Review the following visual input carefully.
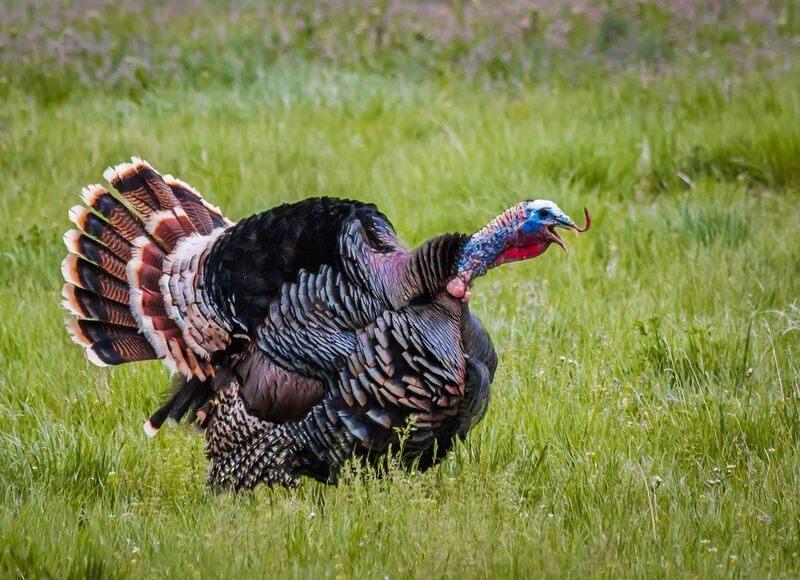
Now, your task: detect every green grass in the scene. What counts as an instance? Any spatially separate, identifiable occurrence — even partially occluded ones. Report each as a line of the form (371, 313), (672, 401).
(2, 3), (800, 577)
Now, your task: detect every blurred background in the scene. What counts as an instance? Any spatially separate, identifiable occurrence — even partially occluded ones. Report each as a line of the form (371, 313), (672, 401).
(2, 0), (798, 102)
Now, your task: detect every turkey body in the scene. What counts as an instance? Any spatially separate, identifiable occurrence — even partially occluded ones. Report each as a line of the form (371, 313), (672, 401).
(202, 198), (498, 488)
(62, 161), (497, 490)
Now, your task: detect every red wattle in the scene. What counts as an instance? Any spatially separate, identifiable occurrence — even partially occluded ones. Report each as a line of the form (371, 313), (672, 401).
(496, 243), (547, 265)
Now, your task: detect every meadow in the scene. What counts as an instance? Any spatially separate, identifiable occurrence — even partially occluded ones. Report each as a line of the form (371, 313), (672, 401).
(1, 1), (799, 577)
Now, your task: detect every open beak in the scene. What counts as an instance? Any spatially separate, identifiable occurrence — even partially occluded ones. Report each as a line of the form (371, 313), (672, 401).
(547, 208), (591, 252)
(544, 224), (568, 252)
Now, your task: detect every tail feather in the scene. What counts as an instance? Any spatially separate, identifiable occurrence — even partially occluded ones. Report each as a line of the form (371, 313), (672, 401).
(66, 320), (156, 365)
(102, 162), (162, 216)
(164, 175), (229, 231)
(129, 239), (165, 292)
(87, 336), (158, 366)
(146, 375), (215, 434)
(61, 254), (130, 304)
(147, 209), (196, 252)
(80, 184), (152, 245)
(67, 319), (142, 344)
(63, 230), (128, 281)
(170, 185), (215, 234)
(63, 157), (233, 435)
(69, 206), (132, 261)
(62, 284), (138, 327)
(127, 158), (180, 209)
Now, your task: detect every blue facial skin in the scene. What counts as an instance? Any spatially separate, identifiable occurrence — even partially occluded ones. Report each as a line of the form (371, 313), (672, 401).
(456, 200), (577, 281)
(520, 204), (576, 234)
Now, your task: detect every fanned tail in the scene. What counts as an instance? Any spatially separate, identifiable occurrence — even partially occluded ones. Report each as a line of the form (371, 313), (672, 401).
(62, 158), (235, 434)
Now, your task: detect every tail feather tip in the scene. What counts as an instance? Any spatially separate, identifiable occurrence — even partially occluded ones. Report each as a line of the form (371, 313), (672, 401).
(104, 161), (138, 185)
(65, 319), (90, 346)
(68, 206), (88, 228)
(63, 229), (81, 253)
(60, 254), (80, 286)
(80, 184), (107, 207)
(85, 347), (109, 368)
(101, 166), (117, 184)
(61, 300), (81, 318)
(143, 419), (159, 438)
(131, 156), (151, 169)
(60, 285), (82, 317)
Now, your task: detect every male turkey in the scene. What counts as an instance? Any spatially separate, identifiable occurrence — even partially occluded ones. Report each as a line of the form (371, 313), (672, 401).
(61, 158), (588, 490)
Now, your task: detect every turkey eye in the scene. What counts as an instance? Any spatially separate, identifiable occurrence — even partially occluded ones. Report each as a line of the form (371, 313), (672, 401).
(537, 209), (549, 218)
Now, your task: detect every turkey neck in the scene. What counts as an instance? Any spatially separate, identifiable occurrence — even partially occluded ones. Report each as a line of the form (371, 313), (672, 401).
(404, 232), (470, 300)
(455, 211), (513, 283)
(454, 203), (538, 286)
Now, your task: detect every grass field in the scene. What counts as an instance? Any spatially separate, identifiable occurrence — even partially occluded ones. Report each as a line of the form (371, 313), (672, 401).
(1, 1), (800, 577)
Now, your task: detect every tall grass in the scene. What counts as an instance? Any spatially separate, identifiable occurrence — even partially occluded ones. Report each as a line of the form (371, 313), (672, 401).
(1, 1), (799, 577)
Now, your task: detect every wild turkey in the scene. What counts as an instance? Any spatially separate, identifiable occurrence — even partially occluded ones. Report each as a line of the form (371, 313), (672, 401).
(61, 158), (589, 490)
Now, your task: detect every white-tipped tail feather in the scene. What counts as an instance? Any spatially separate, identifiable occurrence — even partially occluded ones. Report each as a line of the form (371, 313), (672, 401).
(60, 285), (83, 318)
(62, 229), (82, 254)
(60, 254), (81, 287)
(62, 157), (232, 382)
(65, 318), (91, 346)
(142, 419), (159, 438)
(80, 184), (108, 208)
(85, 348), (110, 368)
(102, 164), (134, 185)
(68, 206), (88, 229)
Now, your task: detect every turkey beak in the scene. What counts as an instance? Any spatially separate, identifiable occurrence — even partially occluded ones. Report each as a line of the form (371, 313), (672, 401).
(556, 208), (591, 239)
(544, 225), (568, 252)
(556, 216), (579, 239)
